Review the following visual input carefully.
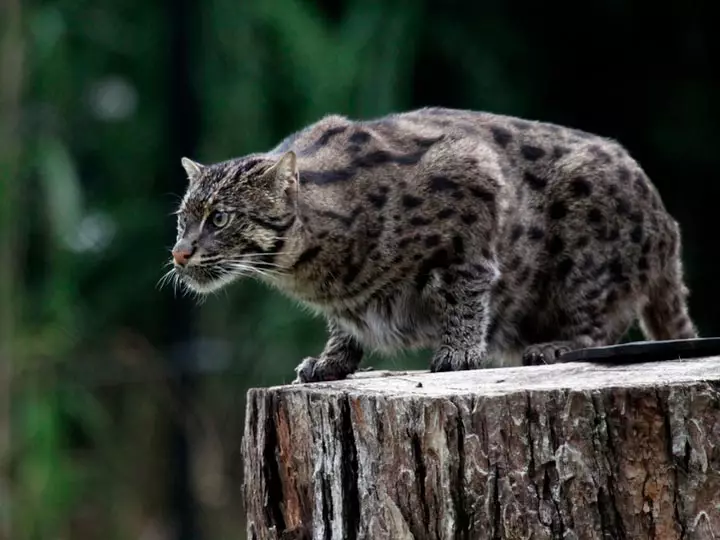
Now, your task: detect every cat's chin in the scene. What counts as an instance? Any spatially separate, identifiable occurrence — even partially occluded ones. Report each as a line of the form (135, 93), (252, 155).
(177, 269), (241, 295)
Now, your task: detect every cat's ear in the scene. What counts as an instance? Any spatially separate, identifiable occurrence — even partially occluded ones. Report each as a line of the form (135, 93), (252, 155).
(267, 151), (299, 199)
(181, 157), (204, 183)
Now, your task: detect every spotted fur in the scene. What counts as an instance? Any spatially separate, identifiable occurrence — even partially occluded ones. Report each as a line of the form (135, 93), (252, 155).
(169, 107), (697, 382)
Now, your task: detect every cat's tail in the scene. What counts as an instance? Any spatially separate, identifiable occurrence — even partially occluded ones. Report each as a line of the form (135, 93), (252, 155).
(639, 221), (698, 341)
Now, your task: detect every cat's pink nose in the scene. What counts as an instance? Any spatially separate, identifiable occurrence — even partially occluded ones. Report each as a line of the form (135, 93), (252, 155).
(172, 244), (195, 266)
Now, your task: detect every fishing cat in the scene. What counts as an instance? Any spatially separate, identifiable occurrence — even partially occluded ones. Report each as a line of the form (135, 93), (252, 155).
(168, 107), (697, 383)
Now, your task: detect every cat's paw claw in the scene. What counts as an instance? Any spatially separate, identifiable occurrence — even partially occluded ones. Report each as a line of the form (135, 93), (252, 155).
(291, 356), (351, 383)
(292, 356), (320, 384)
(522, 342), (573, 366)
(430, 346), (485, 372)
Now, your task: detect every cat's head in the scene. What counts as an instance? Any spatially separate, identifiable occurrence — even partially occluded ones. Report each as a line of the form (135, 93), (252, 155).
(168, 151), (299, 294)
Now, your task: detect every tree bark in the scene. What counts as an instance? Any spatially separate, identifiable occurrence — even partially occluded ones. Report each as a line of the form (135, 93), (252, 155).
(243, 359), (720, 540)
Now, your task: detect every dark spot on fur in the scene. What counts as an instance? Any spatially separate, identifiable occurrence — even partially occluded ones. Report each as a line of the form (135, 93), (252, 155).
(588, 208), (603, 223)
(311, 126), (346, 150)
(521, 145), (546, 161)
(556, 258), (573, 280)
(425, 235), (441, 247)
(589, 145), (611, 162)
(507, 255), (523, 271)
(461, 213), (478, 224)
(415, 248), (451, 290)
(631, 225), (643, 243)
(349, 130), (371, 145)
(586, 288), (603, 301)
(609, 257), (626, 283)
(294, 246), (322, 266)
(348, 144), (361, 154)
(510, 224), (524, 242)
(547, 235), (564, 255)
(451, 191), (465, 200)
(353, 151), (391, 167)
(429, 176), (458, 192)
(398, 237), (412, 249)
(629, 211), (643, 223)
(592, 262), (608, 280)
(317, 231), (328, 240)
(606, 290), (618, 305)
(490, 126), (513, 147)
(615, 198), (630, 215)
(409, 216), (432, 226)
(249, 215), (296, 233)
(581, 254), (594, 271)
(443, 291), (458, 305)
(517, 266), (532, 284)
(571, 177), (592, 197)
(414, 135), (444, 148)
(618, 167), (630, 182)
(353, 148), (428, 169)
(318, 207), (362, 227)
(343, 262), (363, 285)
(634, 174), (650, 196)
(367, 192), (387, 208)
(453, 236), (465, 259)
(468, 186), (495, 202)
(638, 256), (649, 271)
(642, 240), (652, 255)
(402, 195), (423, 208)
(608, 184), (618, 196)
(553, 146), (570, 159)
(456, 270), (475, 280)
(528, 226), (545, 240)
(437, 208), (455, 220)
(576, 236), (590, 249)
(605, 228), (620, 242)
(549, 201), (567, 220)
(523, 172), (547, 190)
(303, 169), (355, 185)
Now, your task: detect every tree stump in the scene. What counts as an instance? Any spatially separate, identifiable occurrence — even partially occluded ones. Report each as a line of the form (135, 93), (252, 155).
(242, 359), (720, 540)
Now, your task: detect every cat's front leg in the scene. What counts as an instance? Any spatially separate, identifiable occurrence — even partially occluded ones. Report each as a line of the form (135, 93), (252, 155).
(292, 320), (364, 383)
(429, 258), (499, 372)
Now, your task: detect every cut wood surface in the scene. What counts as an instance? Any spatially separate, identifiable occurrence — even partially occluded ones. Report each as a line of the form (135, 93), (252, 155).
(242, 359), (720, 540)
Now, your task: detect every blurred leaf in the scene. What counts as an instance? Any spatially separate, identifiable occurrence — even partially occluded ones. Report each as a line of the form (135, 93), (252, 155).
(37, 135), (83, 249)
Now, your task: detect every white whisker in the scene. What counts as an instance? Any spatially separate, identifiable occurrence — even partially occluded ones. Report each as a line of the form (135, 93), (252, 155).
(157, 268), (177, 292)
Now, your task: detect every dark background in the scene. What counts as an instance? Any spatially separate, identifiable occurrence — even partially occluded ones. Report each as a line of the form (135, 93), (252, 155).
(0, 0), (716, 538)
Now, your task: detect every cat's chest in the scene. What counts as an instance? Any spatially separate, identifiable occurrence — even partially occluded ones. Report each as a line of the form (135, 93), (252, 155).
(332, 288), (440, 352)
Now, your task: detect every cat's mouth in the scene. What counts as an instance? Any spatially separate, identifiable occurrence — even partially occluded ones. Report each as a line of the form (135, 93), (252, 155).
(174, 264), (240, 294)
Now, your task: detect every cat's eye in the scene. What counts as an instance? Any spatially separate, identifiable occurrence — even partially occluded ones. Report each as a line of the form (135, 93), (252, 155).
(211, 211), (230, 228)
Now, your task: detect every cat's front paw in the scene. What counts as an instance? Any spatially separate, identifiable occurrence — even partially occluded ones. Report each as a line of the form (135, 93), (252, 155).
(430, 346), (486, 372)
(522, 341), (574, 366)
(291, 356), (352, 384)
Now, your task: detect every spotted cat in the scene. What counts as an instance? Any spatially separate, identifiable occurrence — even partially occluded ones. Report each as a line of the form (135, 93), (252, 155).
(169, 107), (697, 383)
